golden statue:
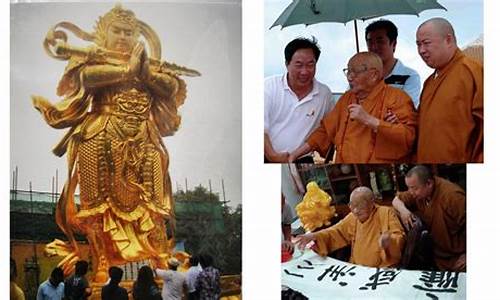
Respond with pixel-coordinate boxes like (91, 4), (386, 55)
(32, 4), (199, 281)
(296, 182), (336, 232)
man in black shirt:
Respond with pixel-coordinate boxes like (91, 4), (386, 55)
(64, 260), (91, 300)
(101, 266), (128, 300)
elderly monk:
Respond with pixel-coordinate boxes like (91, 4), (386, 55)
(295, 187), (405, 268)
(392, 165), (466, 272)
(288, 52), (417, 163)
(416, 18), (483, 162)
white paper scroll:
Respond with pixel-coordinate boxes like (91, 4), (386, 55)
(282, 249), (466, 300)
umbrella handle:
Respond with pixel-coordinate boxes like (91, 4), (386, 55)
(354, 20), (360, 53)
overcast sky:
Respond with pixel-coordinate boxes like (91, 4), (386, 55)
(265, 0), (483, 93)
(10, 2), (242, 207)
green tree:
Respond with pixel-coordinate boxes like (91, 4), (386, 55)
(174, 185), (241, 275)
(220, 204), (242, 274)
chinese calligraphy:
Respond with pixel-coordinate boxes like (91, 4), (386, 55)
(413, 271), (459, 299)
(359, 268), (401, 290)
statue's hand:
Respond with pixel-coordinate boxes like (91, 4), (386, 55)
(87, 46), (107, 63)
(140, 45), (151, 82)
(129, 42), (144, 77)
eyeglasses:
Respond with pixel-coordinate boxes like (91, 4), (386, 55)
(348, 202), (369, 211)
(342, 65), (375, 77)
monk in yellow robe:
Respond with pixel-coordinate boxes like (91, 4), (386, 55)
(289, 52), (417, 163)
(295, 187), (406, 268)
(392, 165), (466, 271)
(416, 18), (483, 163)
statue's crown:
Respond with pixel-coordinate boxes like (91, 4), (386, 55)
(94, 4), (139, 47)
(102, 4), (138, 27)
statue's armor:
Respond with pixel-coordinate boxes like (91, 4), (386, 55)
(76, 83), (171, 263)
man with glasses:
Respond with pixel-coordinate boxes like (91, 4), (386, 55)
(416, 18), (483, 163)
(366, 19), (421, 107)
(392, 165), (466, 271)
(265, 37), (333, 163)
(289, 52), (417, 163)
(295, 186), (406, 268)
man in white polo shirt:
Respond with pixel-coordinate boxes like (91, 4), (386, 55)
(264, 37), (333, 163)
(366, 19), (421, 108)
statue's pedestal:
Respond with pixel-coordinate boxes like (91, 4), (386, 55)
(89, 281), (107, 300)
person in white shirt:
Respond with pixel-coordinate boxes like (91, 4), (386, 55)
(185, 255), (203, 300)
(265, 37), (333, 163)
(365, 19), (421, 108)
(155, 257), (186, 300)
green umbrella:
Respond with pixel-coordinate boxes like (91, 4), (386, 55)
(270, 0), (447, 52)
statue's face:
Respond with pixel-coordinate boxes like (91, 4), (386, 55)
(105, 21), (136, 52)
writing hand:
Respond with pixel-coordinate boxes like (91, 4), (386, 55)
(294, 233), (315, 250)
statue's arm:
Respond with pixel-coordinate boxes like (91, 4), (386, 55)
(145, 71), (179, 99)
(80, 64), (132, 89)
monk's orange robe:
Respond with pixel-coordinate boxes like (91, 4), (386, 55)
(307, 81), (417, 163)
(314, 205), (405, 268)
(397, 177), (466, 271)
(417, 49), (483, 163)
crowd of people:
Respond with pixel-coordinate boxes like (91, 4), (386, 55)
(265, 17), (483, 164)
(10, 254), (221, 300)
(288, 165), (466, 272)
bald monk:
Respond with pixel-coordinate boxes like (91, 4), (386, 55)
(288, 52), (417, 163)
(295, 187), (406, 268)
(416, 18), (483, 163)
(392, 165), (466, 272)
